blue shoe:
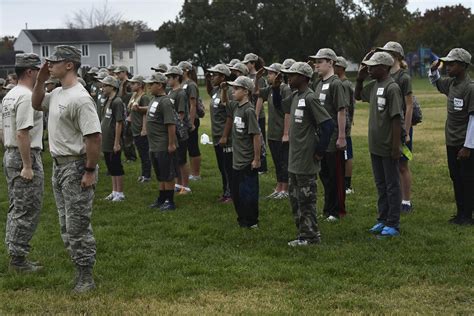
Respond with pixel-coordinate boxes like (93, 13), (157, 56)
(379, 226), (400, 237)
(369, 222), (385, 234)
(159, 200), (176, 211)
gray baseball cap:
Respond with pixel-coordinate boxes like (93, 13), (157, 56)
(207, 64), (231, 77)
(99, 75), (120, 89)
(440, 48), (471, 65)
(226, 59), (240, 67)
(281, 61), (314, 79)
(242, 53), (258, 63)
(127, 75), (145, 83)
(95, 70), (108, 80)
(377, 41), (405, 58)
(230, 62), (249, 76)
(15, 53), (41, 68)
(164, 66), (184, 76)
(227, 76), (255, 91)
(264, 63), (283, 73)
(178, 61), (193, 71)
(282, 58), (296, 70)
(144, 72), (167, 84)
(309, 48), (337, 61)
(362, 52), (394, 67)
(46, 45), (81, 63)
(113, 65), (128, 73)
(335, 56), (348, 69)
(151, 63), (168, 72)
(87, 67), (99, 74)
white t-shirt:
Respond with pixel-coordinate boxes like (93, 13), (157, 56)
(42, 82), (101, 157)
(2, 84), (43, 149)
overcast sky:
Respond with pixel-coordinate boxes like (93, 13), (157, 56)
(0, 0), (473, 37)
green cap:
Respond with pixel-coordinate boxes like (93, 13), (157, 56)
(226, 59), (240, 67)
(46, 45), (81, 63)
(440, 48), (471, 65)
(309, 48), (337, 61)
(144, 72), (167, 84)
(127, 75), (145, 83)
(113, 65), (128, 73)
(227, 76), (255, 91)
(377, 41), (404, 58)
(335, 56), (348, 69)
(242, 53), (258, 64)
(164, 66), (183, 76)
(178, 61), (193, 71)
(99, 75), (120, 89)
(230, 62), (249, 76)
(87, 67), (99, 74)
(151, 63), (168, 72)
(282, 58), (296, 70)
(207, 64), (231, 77)
(362, 52), (394, 67)
(264, 63), (283, 73)
(281, 61), (313, 78)
(15, 53), (41, 68)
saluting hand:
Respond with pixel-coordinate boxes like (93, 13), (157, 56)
(220, 82), (228, 90)
(37, 63), (50, 84)
(256, 68), (265, 80)
(272, 73), (282, 89)
(430, 59), (442, 72)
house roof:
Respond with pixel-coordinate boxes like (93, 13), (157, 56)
(136, 31), (157, 44)
(22, 28), (110, 44)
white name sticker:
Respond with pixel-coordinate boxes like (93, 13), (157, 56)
(319, 93), (326, 101)
(105, 108), (112, 118)
(182, 84), (188, 89)
(453, 98), (464, 111)
(322, 83), (330, 90)
(213, 98), (221, 107)
(297, 99), (306, 107)
(212, 93), (218, 99)
(234, 116), (242, 124)
(377, 97), (386, 111)
(149, 101), (158, 113)
(377, 88), (384, 96)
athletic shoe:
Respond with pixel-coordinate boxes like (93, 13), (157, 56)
(174, 184), (183, 192)
(104, 192), (114, 201)
(287, 238), (320, 247)
(401, 203), (413, 213)
(189, 175), (201, 181)
(178, 187), (192, 195)
(112, 194), (125, 202)
(379, 226), (400, 237)
(345, 187), (355, 194)
(137, 176), (144, 182)
(275, 191), (289, 199)
(325, 215), (339, 223)
(449, 216), (473, 225)
(159, 200), (176, 211)
(369, 222), (385, 234)
(149, 199), (164, 209)
(249, 224), (259, 229)
(266, 191), (279, 199)
(140, 177), (151, 183)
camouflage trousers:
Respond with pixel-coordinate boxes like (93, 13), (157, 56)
(52, 158), (96, 266)
(288, 173), (321, 243)
(3, 148), (44, 257)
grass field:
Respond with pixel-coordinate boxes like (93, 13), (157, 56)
(0, 78), (473, 314)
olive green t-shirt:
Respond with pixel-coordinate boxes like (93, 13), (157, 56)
(248, 73), (267, 119)
(391, 69), (412, 114)
(146, 95), (176, 152)
(210, 86), (233, 145)
(314, 75), (348, 152)
(228, 101), (260, 170)
(435, 75), (474, 146)
(129, 93), (151, 137)
(260, 83), (292, 141)
(288, 88), (332, 175)
(168, 88), (189, 141)
(101, 96), (124, 152)
(341, 78), (355, 137)
(361, 77), (403, 157)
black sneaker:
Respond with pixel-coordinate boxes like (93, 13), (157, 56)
(159, 201), (176, 211)
(401, 203), (413, 213)
(149, 199), (164, 209)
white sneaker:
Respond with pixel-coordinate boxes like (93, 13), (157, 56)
(174, 184), (183, 192)
(275, 191), (289, 199)
(112, 194), (125, 202)
(104, 192), (114, 201)
(288, 239), (309, 247)
(266, 191), (279, 199)
(345, 188), (354, 194)
(325, 215), (339, 222)
(189, 175), (201, 181)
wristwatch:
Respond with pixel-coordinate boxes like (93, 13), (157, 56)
(84, 167), (96, 173)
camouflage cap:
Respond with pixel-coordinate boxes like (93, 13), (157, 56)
(309, 48), (337, 61)
(242, 53), (258, 63)
(151, 63), (168, 72)
(107, 64), (116, 71)
(45, 77), (60, 85)
(282, 58), (296, 70)
(0, 78), (5, 86)
(127, 75), (145, 83)
(95, 70), (108, 80)
(77, 77), (86, 87)
(87, 67), (99, 74)
(207, 64), (231, 77)
(335, 56), (348, 69)
(440, 48), (471, 65)
(178, 61), (193, 72)
(281, 61), (313, 79)
(144, 72), (167, 84)
(264, 63), (283, 73)
(164, 66), (184, 76)
(99, 75), (120, 89)
(3, 83), (15, 90)
(113, 65), (128, 73)
(46, 45), (81, 63)
(230, 62), (249, 76)
(227, 76), (255, 91)
(362, 52), (394, 67)
(226, 59), (240, 67)
(377, 41), (404, 58)
(15, 53), (41, 68)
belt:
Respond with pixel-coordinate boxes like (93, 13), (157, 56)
(53, 155), (86, 165)
(5, 147), (41, 152)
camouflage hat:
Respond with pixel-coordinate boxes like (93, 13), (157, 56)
(46, 45), (81, 63)
(226, 59), (240, 67)
(207, 64), (231, 77)
(144, 72), (167, 84)
(99, 75), (120, 89)
(227, 76), (255, 91)
(45, 77), (60, 85)
(282, 58), (296, 70)
(264, 63), (283, 73)
(362, 52), (394, 67)
(4, 83), (15, 90)
(377, 41), (404, 58)
(281, 61), (313, 79)
(230, 62), (249, 76)
(151, 63), (168, 72)
(164, 66), (183, 76)
(15, 53), (41, 68)
(0, 78), (5, 86)
(113, 65), (128, 73)
(242, 53), (258, 64)
(178, 61), (193, 72)
(95, 70), (108, 80)
(440, 48), (471, 65)
(107, 64), (116, 71)
(309, 48), (337, 61)
(99, 67), (108, 72)
(77, 77), (86, 87)
(87, 67), (99, 74)
(335, 56), (348, 69)
(127, 75), (145, 83)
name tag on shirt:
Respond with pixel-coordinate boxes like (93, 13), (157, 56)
(322, 83), (330, 90)
(377, 88), (384, 95)
(105, 108), (112, 118)
(377, 97), (386, 111)
(183, 84), (188, 89)
(319, 93), (326, 101)
(297, 99), (306, 107)
(453, 98), (464, 111)
(149, 101), (158, 113)
(213, 98), (221, 108)
(294, 109), (304, 123)
(234, 116), (245, 130)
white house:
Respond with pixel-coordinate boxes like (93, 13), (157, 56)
(113, 42), (136, 74)
(134, 31), (171, 76)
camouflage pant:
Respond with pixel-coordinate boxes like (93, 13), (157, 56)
(3, 148), (44, 257)
(288, 173), (321, 242)
(52, 159), (96, 266)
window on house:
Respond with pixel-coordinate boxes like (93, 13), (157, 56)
(81, 44), (89, 57)
(129, 50), (133, 59)
(98, 54), (107, 67)
(129, 66), (134, 74)
(119, 51), (123, 59)
(41, 45), (49, 57)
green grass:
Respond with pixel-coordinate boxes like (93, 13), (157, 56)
(0, 78), (473, 314)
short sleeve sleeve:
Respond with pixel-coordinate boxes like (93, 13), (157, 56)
(307, 94), (331, 125)
(388, 84), (403, 119)
(113, 99), (124, 122)
(162, 99), (176, 125)
(246, 107), (260, 135)
(332, 79), (348, 111)
(16, 94), (34, 130)
(399, 73), (413, 96)
(187, 82), (199, 99)
(259, 86), (271, 102)
(75, 96), (101, 136)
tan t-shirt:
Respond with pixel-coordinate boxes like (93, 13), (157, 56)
(42, 83), (101, 157)
(2, 84), (43, 149)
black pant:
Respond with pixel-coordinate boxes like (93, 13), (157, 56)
(268, 139), (289, 183)
(258, 117), (267, 173)
(370, 154), (401, 228)
(447, 146), (474, 220)
(231, 165), (259, 227)
(319, 151), (346, 217)
(214, 145), (233, 197)
(133, 135), (151, 178)
(188, 119), (201, 157)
